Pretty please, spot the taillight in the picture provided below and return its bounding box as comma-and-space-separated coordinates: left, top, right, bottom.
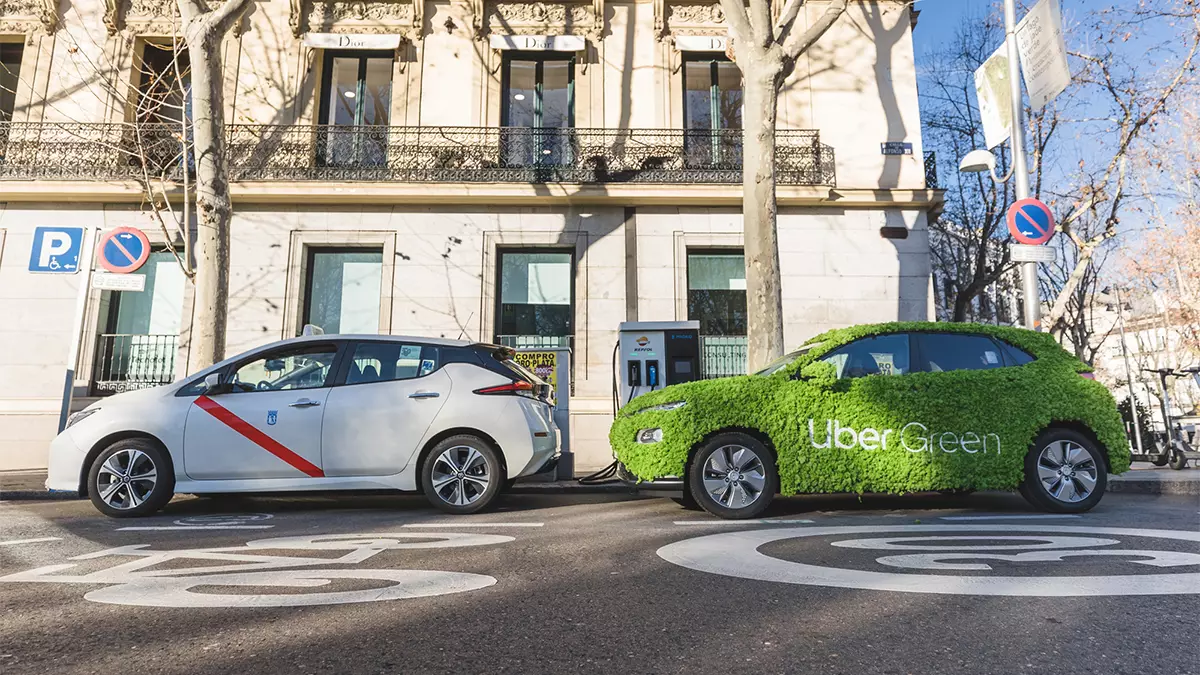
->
474, 380, 536, 398
1079, 372, 1096, 380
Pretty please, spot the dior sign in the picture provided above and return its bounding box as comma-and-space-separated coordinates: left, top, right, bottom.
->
303, 33, 403, 49
675, 35, 727, 52
489, 34, 586, 51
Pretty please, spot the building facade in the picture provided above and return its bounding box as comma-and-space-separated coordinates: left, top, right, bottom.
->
0, 0, 939, 471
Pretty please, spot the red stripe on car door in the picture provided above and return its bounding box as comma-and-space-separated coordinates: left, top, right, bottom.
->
194, 395, 325, 478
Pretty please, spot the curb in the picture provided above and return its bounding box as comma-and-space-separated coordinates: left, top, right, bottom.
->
1108, 478, 1200, 496
0, 490, 80, 501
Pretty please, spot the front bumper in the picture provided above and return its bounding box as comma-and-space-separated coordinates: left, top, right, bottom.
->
616, 462, 685, 497
46, 430, 86, 492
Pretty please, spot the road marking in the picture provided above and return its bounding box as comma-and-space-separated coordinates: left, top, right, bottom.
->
939, 515, 1082, 521
0, 537, 61, 546
401, 523, 544, 528
674, 519, 815, 526
117, 526, 276, 531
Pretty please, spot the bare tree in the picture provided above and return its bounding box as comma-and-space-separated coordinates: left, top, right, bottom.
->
718, 0, 848, 370
177, 0, 255, 371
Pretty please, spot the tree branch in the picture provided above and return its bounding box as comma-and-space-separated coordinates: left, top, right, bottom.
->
207, 0, 254, 35
780, 0, 846, 60
718, 0, 755, 51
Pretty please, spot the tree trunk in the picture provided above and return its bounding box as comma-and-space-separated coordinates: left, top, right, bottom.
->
183, 17, 232, 372
741, 57, 785, 372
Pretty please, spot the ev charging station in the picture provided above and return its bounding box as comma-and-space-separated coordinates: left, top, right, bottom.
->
617, 321, 701, 406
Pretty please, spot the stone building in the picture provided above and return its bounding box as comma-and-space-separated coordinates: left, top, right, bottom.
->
0, 0, 940, 470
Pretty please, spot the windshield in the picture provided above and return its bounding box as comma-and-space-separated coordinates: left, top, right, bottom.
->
755, 342, 823, 376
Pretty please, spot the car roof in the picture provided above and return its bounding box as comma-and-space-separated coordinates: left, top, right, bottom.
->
291, 334, 477, 348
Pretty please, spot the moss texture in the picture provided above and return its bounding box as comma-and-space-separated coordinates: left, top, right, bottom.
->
610, 322, 1130, 495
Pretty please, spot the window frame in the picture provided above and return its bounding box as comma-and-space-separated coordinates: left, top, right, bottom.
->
300, 245, 385, 336
819, 332, 916, 380
317, 49, 395, 127
330, 339, 443, 387
681, 54, 741, 132
685, 247, 747, 337
492, 246, 577, 342
499, 51, 576, 129
912, 332, 1015, 374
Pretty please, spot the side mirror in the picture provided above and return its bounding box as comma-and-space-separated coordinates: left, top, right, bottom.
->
797, 361, 838, 386
202, 372, 229, 395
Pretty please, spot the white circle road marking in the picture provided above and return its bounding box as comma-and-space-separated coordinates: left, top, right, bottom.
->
657, 525, 1200, 596
244, 533, 515, 550
0, 537, 61, 547
830, 536, 1120, 551
175, 513, 274, 526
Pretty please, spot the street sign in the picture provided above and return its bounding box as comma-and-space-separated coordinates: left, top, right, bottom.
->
28, 226, 84, 273
1016, 0, 1070, 110
91, 271, 146, 291
1010, 243, 1057, 263
1007, 198, 1056, 245
97, 227, 150, 274
974, 43, 1013, 150
880, 142, 913, 156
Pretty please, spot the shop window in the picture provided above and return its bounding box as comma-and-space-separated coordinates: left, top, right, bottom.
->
501, 53, 574, 166
318, 50, 393, 167
92, 251, 186, 395
682, 56, 742, 166
0, 43, 22, 122
495, 249, 573, 348
687, 251, 746, 336
302, 247, 384, 335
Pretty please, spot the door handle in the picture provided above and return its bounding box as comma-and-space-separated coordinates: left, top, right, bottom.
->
289, 399, 321, 408
408, 391, 440, 399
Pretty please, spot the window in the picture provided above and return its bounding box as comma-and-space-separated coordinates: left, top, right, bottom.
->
231, 344, 338, 393
302, 248, 383, 335
687, 251, 746, 336
997, 340, 1035, 366
682, 56, 742, 166
501, 53, 574, 166
344, 341, 439, 385
318, 51, 393, 167
0, 43, 22, 122
495, 249, 573, 347
136, 43, 191, 126
914, 333, 1006, 373
821, 334, 911, 378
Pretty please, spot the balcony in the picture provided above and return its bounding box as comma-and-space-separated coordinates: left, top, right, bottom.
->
0, 122, 836, 187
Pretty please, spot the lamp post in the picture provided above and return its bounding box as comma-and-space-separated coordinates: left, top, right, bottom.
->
958, 0, 1040, 331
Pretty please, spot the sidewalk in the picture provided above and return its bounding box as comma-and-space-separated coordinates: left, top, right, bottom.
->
4, 463, 1197, 501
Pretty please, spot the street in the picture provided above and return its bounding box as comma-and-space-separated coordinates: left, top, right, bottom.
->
1, 490, 1198, 674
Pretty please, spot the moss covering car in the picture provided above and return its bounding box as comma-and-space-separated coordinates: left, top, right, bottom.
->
610, 322, 1130, 519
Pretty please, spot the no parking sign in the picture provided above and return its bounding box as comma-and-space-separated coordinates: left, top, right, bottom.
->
1006, 198, 1056, 246
97, 227, 150, 274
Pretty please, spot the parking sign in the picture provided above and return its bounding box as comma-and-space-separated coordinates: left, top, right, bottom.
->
28, 227, 84, 273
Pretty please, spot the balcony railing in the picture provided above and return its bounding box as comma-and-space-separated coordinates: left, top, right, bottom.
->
0, 122, 836, 186
91, 333, 178, 396
700, 335, 748, 379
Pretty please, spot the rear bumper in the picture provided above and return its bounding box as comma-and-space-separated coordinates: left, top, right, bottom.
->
617, 462, 685, 497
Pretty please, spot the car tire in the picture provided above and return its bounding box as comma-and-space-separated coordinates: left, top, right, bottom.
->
421, 435, 504, 515
687, 432, 778, 520
87, 439, 175, 518
1019, 428, 1107, 514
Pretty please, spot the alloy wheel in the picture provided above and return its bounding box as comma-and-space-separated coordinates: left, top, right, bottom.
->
430, 445, 491, 507
95, 448, 158, 511
1036, 440, 1098, 503
701, 444, 767, 509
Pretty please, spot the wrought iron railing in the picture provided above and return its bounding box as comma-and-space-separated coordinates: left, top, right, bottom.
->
0, 122, 836, 186
700, 335, 748, 379
91, 333, 178, 396
924, 150, 939, 189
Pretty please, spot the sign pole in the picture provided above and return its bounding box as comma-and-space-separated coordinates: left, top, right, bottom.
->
1005, 0, 1040, 330
57, 224, 97, 432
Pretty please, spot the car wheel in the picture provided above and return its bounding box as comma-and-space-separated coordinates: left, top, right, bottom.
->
1019, 428, 1107, 514
421, 435, 503, 515
1168, 448, 1189, 470
87, 439, 175, 518
688, 432, 778, 520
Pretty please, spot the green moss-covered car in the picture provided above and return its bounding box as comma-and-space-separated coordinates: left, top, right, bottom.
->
610, 322, 1130, 519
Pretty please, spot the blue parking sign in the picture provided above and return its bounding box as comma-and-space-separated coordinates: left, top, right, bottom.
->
28, 227, 84, 273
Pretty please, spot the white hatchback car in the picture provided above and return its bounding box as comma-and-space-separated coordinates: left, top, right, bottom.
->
47, 336, 560, 517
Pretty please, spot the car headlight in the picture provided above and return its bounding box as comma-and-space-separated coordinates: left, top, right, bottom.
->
637, 401, 686, 414
65, 408, 100, 429
637, 428, 663, 444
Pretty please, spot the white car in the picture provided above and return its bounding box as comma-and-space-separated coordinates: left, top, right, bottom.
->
47, 336, 560, 517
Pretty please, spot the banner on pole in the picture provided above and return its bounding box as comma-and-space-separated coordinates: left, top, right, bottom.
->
1016, 0, 1071, 110
973, 44, 1013, 150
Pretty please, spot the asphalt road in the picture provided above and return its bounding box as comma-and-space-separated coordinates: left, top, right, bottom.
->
1, 490, 1198, 675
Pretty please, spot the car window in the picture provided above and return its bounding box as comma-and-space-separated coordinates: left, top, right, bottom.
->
345, 342, 439, 385
996, 339, 1035, 366
230, 344, 338, 392
757, 342, 824, 376
820, 334, 910, 378
915, 333, 1006, 373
